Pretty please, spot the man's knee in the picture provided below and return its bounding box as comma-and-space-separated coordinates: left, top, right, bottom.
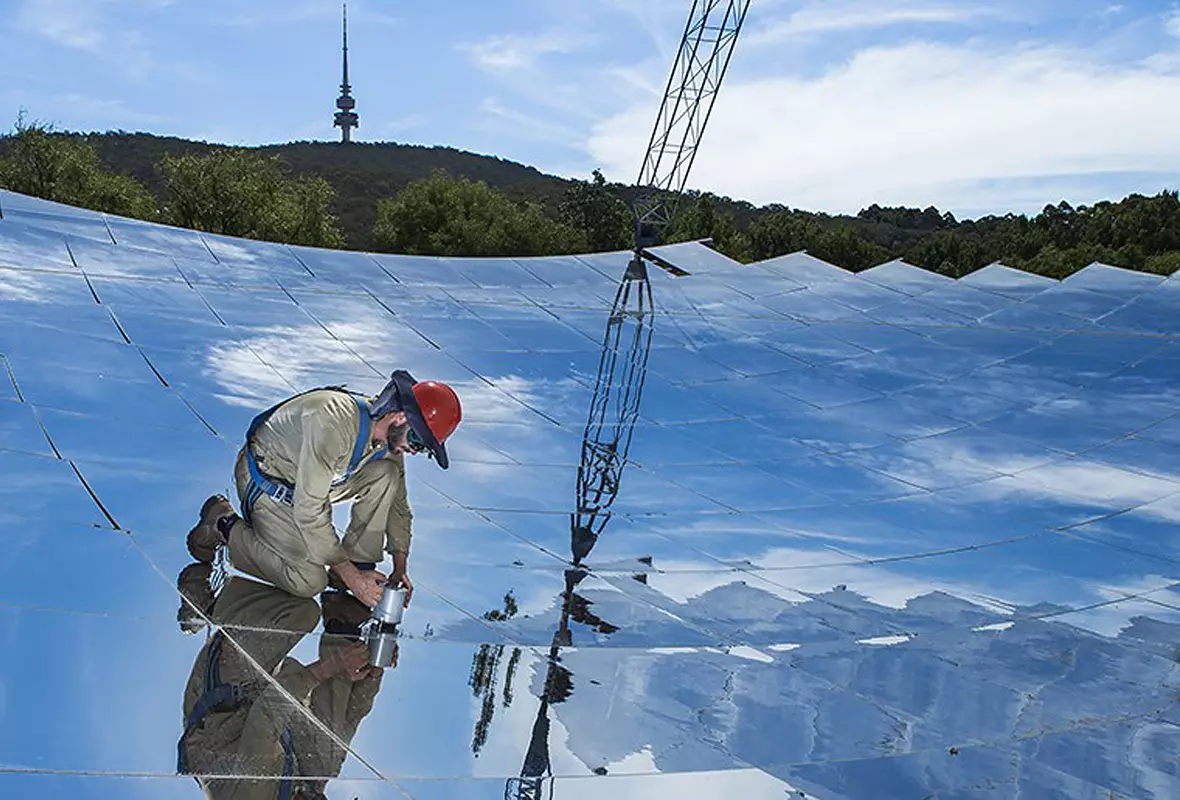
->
284, 596, 323, 633
281, 566, 329, 599
228, 537, 328, 599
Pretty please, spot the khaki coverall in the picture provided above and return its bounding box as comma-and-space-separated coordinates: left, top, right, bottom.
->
181, 577, 382, 799
228, 390, 413, 598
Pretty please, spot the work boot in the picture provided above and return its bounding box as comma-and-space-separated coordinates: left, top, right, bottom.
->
177, 562, 215, 634
187, 494, 236, 563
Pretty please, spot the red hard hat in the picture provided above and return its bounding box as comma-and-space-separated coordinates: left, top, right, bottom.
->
412, 380, 462, 444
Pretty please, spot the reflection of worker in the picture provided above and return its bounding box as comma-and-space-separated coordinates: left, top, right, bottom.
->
188, 371, 461, 607
300, 590, 387, 795
178, 575, 387, 799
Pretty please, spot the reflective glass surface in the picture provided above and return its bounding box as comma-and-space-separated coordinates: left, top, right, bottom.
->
2, 189, 1179, 799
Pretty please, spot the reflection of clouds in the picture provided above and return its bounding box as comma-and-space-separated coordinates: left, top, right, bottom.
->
639, 523, 1171, 638
451, 374, 555, 424
542, 581, 1179, 798
203, 322, 365, 397
650, 550, 996, 614
219, 323, 374, 380
892, 438, 1180, 521
0, 270, 50, 302
1129, 492, 1180, 524
728, 645, 776, 663
1085, 577, 1180, 636
663, 515, 881, 549
278, 317, 569, 423
310, 311, 589, 420
644, 515, 990, 609
432, 375, 578, 481
206, 335, 294, 397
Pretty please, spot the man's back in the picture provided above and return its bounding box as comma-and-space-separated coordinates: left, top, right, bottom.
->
250, 389, 375, 486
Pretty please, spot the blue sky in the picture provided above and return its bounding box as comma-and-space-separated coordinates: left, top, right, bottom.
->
2, 0, 1180, 218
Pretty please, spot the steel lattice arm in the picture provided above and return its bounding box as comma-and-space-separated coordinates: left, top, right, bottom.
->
632, 0, 752, 251
504, 570, 591, 800
572, 1, 752, 564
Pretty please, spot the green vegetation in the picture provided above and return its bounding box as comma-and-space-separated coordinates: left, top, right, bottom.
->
0, 117, 157, 220
0, 121, 344, 248
558, 169, 632, 253
2, 123, 1179, 279
373, 170, 583, 256
159, 149, 343, 247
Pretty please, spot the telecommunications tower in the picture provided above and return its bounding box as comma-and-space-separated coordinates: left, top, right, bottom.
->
333, 2, 359, 143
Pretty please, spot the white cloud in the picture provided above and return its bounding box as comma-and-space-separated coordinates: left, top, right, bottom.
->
747, 0, 1005, 44
49, 93, 167, 126
479, 98, 588, 145
1167, 9, 1180, 38
12, 0, 191, 84
205, 335, 295, 398
17, 0, 105, 50
593, 0, 686, 59
601, 63, 664, 99
203, 319, 394, 401
462, 32, 593, 72
588, 40, 1180, 215
14, 0, 178, 51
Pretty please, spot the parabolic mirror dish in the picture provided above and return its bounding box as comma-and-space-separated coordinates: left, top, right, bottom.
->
0, 189, 1178, 799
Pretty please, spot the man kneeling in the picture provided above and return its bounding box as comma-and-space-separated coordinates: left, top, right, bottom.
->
188, 370, 461, 607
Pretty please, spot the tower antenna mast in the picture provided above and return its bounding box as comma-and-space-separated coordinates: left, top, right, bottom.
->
333, 2, 359, 143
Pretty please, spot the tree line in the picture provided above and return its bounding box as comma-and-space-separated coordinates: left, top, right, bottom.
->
2, 119, 1179, 279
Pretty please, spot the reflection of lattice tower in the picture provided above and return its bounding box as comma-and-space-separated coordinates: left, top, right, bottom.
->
333, 2, 359, 143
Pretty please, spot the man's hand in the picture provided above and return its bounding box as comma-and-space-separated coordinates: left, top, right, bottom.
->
346, 568, 388, 608
313, 642, 379, 682
331, 561, 389, 608
392, 572, 413, 607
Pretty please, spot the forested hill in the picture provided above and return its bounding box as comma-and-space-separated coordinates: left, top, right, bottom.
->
3, 128, 1180, 278
86, 133, 574, 249
61, 132, 963, 253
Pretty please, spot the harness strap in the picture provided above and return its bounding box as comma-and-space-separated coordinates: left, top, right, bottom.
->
177, 633, 299, 795
178, 632, 247, 774
278, 727, 296, 800
240, 388, 386, 522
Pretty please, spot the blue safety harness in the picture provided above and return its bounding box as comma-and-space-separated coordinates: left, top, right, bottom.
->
240, 387, 386, 523
177, 632, 297, 798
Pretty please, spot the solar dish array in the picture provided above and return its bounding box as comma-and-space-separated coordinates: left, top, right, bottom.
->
1, 189, 1178, 799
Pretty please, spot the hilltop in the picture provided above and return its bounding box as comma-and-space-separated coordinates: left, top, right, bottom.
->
85, 133, 575, 250
3, 129, 1179, 278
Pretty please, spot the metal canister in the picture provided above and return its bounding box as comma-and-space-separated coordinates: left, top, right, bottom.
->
365, 585, 406, 668
373, 586, 406, 626
368, 627, 399, 668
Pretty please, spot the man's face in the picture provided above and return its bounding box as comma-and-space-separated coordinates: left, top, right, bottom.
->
381, 411, 414, 455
